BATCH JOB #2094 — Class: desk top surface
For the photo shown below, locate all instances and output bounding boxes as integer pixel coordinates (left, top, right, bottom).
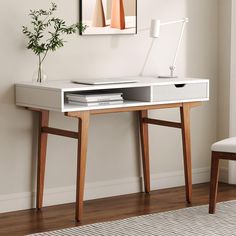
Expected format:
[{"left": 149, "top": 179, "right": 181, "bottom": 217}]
[
  {"left": 15, "top": 76, "right": 209, "bottom": 92},
  {"left": 15, "top": 76, "right": 209, "bottom": 112}
]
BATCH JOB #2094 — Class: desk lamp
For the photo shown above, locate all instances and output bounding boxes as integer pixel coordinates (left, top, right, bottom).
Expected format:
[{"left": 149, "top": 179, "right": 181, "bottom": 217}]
[{"left": 150, "top": 18, "right": 189, "bottom": 78}]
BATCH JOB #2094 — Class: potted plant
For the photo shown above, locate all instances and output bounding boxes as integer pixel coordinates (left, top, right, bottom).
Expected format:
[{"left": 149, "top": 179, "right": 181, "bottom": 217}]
[{"left": 22, "top": 2, "right": 87, "bottom": 83}]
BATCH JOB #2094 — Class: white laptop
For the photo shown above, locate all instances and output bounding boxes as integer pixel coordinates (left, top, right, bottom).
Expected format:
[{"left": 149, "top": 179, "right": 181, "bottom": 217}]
[{"left": 72, "top": 77, "right": 139, "bottom": 85}]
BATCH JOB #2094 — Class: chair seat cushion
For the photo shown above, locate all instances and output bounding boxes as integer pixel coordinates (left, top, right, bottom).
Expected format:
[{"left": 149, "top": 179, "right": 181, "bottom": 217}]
[{"left": 211, "top": 137, "right": 236, "bottom": 153}]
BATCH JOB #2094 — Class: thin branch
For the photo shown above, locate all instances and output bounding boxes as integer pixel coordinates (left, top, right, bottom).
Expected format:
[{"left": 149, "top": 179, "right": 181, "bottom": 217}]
[
  {"left": 23, "top": 2, "right": 86, "bottom": 66},
  {"left": 41, "top": 49, "right": 49, "bottom": 63}
]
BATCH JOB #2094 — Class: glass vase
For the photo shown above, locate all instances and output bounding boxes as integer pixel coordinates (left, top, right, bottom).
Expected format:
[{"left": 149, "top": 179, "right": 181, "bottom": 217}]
[{"left": 32, "top": 63, "right": 47, "bottom": 83}]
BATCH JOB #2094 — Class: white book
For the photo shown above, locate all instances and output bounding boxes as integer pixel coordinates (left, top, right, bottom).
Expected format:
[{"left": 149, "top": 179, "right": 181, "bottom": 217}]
[
  {"left": 68, "top": 100, "right": 124, "bottom": 107},
  {"left": 66, "top": 93, "right": 123, "bottom": 103}
]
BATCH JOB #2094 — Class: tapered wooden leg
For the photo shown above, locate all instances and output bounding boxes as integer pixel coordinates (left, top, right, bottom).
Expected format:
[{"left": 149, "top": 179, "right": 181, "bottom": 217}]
[
  {"left": 209, "top": 153, "right": 220, "bottom": 214},
  {"left": 76, "top": 112, "right": 90, "bottom": 222},
  {"left": 139, "top": 110, "right": 150, "bottom": 193},
  {"left": 180, "top": 104, "right": 192, "bottom": 203},
  {"left": 37, "top": 110, "right": 49, "bottom": 210}
]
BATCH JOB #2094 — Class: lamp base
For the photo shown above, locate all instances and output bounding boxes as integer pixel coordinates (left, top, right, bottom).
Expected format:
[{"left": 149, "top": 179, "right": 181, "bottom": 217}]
[{"left": 157, "top": 75, "right": 178, "bottom": 79}]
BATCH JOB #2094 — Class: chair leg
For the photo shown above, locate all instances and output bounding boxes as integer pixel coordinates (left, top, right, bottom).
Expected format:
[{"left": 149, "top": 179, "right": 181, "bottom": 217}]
[{"left": 209, "top": 152, "right": 220, "bottom": 214}]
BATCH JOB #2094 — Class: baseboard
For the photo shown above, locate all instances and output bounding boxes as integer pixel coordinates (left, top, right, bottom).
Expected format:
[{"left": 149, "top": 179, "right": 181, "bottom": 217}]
[{"left": 0, "top": 167, "right": 211, "bottom": 214}]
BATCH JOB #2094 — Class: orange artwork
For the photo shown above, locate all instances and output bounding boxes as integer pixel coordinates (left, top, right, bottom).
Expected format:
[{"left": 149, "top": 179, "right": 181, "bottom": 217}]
[
  {"left": 79, "top": 0, "right": 137, "bottom": 35},
  {"left": 92, "top": 0, "right": 106, "bottom": 27},
  {"left": 110, "top": 0, "right": 125, "bottom": 30}
]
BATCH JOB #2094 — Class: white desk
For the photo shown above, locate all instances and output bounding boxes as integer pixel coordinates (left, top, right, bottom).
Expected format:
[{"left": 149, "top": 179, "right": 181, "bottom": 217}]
[{"left": 15, "top": 76, "right": 209, "bottom": 221}]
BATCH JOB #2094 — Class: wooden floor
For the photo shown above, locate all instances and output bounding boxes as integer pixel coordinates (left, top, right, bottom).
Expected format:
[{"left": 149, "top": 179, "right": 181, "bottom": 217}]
[{"left": 0, "top": 183, "right": 236, "bottom": 236}]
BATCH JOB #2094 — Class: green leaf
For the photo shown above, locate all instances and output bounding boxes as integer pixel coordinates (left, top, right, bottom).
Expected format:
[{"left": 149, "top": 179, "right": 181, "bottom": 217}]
[{"left": 22, "top": 2, "right": 87, "bottom": 59}]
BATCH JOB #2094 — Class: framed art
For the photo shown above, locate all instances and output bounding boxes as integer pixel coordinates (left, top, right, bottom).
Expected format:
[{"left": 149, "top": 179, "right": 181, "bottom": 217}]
[{"left": 79, "top": 0, "right": 137, "bottom": 35}]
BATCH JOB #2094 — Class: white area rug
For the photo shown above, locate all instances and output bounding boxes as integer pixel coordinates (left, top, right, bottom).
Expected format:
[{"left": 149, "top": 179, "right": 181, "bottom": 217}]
[{"left": 28, "top": 200, "right": 236, "bottom": 236}]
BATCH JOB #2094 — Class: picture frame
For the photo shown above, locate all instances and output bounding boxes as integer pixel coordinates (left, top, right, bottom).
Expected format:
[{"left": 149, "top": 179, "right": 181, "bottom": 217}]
[{"left": 79, "top": 0, "right": 137, "bottom": 35}]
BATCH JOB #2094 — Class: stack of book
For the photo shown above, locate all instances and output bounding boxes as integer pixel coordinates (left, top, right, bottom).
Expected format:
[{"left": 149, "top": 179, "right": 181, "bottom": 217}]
[{"left": 66, "top": 92, "right": 124, "bottom": 106}]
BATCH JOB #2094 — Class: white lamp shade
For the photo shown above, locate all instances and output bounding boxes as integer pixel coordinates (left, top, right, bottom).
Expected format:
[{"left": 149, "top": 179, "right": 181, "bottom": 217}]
[{"left": 150, "top": 19, "right": 161, "bottom": 38}]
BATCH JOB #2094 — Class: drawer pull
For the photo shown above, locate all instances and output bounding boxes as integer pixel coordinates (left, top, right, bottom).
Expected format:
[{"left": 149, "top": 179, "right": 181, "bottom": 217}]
[{"left": 174, "top": 84, "right": 186, "bottom": 88}]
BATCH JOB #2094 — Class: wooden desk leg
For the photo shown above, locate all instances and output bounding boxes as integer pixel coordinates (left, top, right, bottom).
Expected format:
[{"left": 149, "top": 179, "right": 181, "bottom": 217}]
[
  {"left": 139, "top": 110, "right": 151, "bottom": 193},
  {"left": 37, "top": 110, "right": 49, "bottom": 210},
  {"left": 76, "top": 112, "right": 90, "bottom": 222},
  {"left": 180, "top": 103, "right": 192, "bottom": 203}
]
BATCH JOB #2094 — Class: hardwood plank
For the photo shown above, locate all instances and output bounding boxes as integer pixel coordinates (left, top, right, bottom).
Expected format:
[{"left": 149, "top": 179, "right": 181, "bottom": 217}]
[{"left": 0, "top": 183, "right": 236, "bottom": 236}]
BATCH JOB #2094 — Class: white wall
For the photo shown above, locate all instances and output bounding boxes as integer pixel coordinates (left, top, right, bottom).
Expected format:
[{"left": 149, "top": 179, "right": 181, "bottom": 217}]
[
  {"left": 218, "top": 0, "right": 231, "bottom": 140},
  {"left": 185, "top": 0, "right": 218, "bottom": 170},
  {"left": 229, "top": 1, "right": 236, "bottom": 137},
  {"left": 0, "top": 0, "right": 218, "bottom": 213},
  {"left": 216, "top": 0, "right": 232, "bottom": 179},
  {"left": 228, "top": 0, "right": 236, "bottom": 183},
  {"left": 216, "top": 0, "right": 236, "bottom": 183}
]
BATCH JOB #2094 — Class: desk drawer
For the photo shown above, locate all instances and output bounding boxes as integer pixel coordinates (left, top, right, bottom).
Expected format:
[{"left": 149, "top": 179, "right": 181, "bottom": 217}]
[{"left": 152, "top": 82, "right": 208, "bottom": 102}]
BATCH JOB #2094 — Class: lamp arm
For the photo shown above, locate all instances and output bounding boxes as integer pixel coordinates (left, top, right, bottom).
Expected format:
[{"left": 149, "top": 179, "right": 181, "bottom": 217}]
[
  {"left": 141, "top": 17, "right": 188, "bottom": 78},
  {"left": 159, "top": 18, "right": 188, "bottom": 77},
  {"left": 171, "top": 19, "right": 187, "bottom": 70},
  {"left": 160, "top": 18, "right": 187, "bottom": 26}
]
